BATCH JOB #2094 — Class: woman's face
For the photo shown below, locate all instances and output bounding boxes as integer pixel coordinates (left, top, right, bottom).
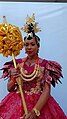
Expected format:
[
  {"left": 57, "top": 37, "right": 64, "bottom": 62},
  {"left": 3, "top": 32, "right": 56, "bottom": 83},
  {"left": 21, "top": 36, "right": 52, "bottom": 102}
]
[{"left": 24, "top": 37, "right": 39, "bottom": 57}]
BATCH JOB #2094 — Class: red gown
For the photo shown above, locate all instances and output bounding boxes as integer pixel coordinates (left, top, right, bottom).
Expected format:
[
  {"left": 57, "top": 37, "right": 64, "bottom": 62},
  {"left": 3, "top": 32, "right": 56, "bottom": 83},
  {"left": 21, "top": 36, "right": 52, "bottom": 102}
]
[{"left": 0, "top": 59, "right": 67, "bottom": 119}]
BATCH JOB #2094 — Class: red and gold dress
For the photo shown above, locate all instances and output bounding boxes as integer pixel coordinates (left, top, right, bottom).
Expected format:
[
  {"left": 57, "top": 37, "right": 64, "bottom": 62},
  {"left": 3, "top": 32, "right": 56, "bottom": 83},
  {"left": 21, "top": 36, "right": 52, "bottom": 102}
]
[{"left": 0, "top": 58, "right": 67, "bottom": 119}]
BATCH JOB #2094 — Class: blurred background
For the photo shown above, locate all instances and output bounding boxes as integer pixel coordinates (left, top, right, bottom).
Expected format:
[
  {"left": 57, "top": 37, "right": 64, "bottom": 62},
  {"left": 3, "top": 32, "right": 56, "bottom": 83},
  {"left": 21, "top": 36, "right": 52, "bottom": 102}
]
[{"left": 0, "top": 2, "right": 67, "bottom": 115}]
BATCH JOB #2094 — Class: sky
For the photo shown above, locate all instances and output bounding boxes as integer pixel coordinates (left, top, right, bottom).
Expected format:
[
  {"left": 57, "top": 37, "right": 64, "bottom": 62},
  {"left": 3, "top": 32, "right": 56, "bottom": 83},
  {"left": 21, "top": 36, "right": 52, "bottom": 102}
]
[{"left": 0, "top": 2, "right": 67, "bottom": 115}]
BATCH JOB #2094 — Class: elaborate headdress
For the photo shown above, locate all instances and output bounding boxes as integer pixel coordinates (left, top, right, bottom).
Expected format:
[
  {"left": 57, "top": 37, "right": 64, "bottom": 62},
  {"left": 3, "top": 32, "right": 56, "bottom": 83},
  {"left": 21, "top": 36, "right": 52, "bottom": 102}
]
[{"left": 21, "top": 13, "right": 41, "bottom": 41}]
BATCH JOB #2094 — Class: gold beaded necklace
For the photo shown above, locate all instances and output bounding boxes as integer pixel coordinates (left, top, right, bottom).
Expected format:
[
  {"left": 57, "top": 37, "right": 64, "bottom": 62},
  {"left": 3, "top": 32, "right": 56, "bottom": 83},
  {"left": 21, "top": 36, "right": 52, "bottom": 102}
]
[{"left": 20, "top": 56, "right": 40, "bottom": 81}]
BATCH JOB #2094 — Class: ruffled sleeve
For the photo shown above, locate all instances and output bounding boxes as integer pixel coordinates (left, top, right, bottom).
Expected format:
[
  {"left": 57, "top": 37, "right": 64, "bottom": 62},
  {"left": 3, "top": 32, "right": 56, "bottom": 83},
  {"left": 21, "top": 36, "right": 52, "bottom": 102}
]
[
  {"left": 0, "top": 58, "right": 22, "bottom": 80},
  {"left": 43, "top": 60, "right": 63, "bottom": 87}
]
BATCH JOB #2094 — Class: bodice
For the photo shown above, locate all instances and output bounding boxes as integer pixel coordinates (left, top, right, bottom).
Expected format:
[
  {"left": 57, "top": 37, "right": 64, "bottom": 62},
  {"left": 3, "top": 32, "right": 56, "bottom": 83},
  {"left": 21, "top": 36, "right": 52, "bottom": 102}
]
[
  {"left": 20, "top": 59, "right": 46, "bottom": 95},
  {"left": 1, "top": 57, "right": 63, "bottom": 94}
]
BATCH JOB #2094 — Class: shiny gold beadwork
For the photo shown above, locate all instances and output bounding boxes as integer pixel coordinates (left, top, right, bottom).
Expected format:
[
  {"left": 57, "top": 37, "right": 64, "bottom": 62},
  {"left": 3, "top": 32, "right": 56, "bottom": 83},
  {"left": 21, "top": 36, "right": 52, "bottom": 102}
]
[
  {"left": 20, "top": 63, "right": 39, "bottom": 81},
  {"left": 24, "top": 83, "right": 42, "bottom": 95}
]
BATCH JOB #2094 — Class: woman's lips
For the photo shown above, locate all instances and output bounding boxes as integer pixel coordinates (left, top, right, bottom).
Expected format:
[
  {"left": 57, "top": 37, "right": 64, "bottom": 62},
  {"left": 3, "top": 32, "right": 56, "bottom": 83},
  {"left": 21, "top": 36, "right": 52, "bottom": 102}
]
[{"left": 27, "top": 51, "right": 33, "bottom": 54}]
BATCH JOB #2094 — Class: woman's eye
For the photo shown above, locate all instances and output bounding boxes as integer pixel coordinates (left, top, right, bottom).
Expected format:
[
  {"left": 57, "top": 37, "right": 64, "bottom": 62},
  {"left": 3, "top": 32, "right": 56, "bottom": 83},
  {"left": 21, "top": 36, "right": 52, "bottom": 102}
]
[
  {"left": 24, "top": 43, "right": 35, "bottom": 47},
  {"left": 24, "top": 43, "right": 29, "bottom": 46},
  {"left": 31, "top": 43, "right": 35, "bottom": 46}
]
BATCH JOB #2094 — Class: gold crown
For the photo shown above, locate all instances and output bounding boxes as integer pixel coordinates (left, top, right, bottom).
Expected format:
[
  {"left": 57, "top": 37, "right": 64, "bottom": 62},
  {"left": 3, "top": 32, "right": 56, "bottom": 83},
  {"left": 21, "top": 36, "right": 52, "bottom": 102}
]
[{"left": 21, "top": 13, "right": 41, "bottom": 33}]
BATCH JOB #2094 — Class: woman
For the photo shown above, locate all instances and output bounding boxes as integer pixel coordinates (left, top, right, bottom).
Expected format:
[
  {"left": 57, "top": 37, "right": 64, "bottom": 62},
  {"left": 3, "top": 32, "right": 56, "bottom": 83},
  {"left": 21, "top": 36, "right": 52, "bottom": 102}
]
[{"left": 0, "top": 14, "right": 67, "bottom": 119}]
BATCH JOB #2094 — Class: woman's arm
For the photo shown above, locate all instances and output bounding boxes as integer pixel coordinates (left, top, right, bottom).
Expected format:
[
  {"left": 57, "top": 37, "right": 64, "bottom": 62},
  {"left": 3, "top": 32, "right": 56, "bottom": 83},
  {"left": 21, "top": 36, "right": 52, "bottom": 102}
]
[
  {"left": 7, "top": 67, "right": 20, "bottom": 92},
  {"left": 33, "top": 82, "right": 51, "bottom": 111},
  {"left": 25, "top": 82, "right": 51, "bottom": 119}
]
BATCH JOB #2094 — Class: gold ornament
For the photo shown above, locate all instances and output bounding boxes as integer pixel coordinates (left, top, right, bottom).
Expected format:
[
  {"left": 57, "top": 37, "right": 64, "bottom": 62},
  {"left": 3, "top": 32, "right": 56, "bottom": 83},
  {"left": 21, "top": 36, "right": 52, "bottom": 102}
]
[
  {"left": 0, "top": 16, "right": 28, "bottom": 115},
  {"left": 21, "top": 13, "right": 41, "bottom": 33},
  {"left": 19, "top": 56, "right": 44, "bottom": 82},
  {"left": 20, "top": 63, "right": 39, "bottom": 81},
  {"left": 33, "top": 108, "right": 40, "bottom": 116},
  {"left": 0, "top": 16, "right": 24, "bottom": 57}
]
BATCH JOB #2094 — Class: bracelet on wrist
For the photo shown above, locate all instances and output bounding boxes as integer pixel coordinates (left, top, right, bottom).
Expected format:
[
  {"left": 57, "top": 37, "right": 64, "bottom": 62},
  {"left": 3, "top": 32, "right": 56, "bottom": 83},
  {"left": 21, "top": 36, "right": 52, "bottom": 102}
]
[{"left": 33, "top": 108, "right": 40, "bottom": 117}]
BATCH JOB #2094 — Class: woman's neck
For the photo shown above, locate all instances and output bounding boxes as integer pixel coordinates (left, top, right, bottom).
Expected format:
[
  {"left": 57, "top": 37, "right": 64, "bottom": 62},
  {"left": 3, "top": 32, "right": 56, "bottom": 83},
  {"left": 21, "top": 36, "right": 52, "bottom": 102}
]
[{"left": 27, "top": 54, "right": 38, "bottom": 61}]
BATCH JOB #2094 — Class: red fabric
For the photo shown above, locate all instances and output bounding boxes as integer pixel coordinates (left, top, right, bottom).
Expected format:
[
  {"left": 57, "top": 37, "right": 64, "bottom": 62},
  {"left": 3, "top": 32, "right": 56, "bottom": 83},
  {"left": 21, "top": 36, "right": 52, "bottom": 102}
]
[
  {"left": 0, "top": 59, "right": 67, "bottom": 119},
  {"left": 11, "top": 78, "right": 17, "bottom": 84},
  {"left": 0, "top": 93, "right": 66, "bottom": 119}
]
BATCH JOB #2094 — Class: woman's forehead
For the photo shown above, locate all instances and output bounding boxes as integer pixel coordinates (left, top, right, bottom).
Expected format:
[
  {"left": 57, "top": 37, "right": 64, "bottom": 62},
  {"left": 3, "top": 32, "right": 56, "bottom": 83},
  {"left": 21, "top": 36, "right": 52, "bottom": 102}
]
[{"left": 24, "top": 38, "right": 36, "bottom": 43}]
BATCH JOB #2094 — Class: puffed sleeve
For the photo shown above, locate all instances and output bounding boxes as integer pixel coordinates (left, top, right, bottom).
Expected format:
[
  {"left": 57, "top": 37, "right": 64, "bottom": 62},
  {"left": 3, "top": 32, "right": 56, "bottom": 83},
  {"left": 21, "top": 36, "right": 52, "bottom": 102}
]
[
  {"left": 0, "top": 58, "right": 22, "bottom": 80},
  {"left": 43, "top": 60, "right": 63, "bottom": 87}
]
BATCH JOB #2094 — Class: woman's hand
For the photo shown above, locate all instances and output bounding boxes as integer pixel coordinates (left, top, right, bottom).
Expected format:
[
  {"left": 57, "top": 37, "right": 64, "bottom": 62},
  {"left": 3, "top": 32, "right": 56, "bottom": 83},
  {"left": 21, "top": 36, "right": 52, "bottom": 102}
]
[
  {"left": 7, "top": 65, "right": 21, "bottom": 92},
  {"left": 10, "top": 66, "right": 20, "bottom": 79},
  {"left": 24, "top": 110, "right": 37, "bottom": 119}
]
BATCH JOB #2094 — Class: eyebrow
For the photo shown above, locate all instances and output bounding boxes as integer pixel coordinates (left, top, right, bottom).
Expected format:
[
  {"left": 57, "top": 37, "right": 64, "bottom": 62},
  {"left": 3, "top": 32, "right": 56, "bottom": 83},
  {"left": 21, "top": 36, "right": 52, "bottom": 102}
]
[{"left": 25, "top": 41, "right": 36, "bottom": 44}]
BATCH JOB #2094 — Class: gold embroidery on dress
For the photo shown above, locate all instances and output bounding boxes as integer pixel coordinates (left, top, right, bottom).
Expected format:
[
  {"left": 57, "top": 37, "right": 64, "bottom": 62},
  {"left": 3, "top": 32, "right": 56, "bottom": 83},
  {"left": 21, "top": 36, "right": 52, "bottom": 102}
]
[{"left": 24, "top": 66, "right": 45, "bottom": 95}]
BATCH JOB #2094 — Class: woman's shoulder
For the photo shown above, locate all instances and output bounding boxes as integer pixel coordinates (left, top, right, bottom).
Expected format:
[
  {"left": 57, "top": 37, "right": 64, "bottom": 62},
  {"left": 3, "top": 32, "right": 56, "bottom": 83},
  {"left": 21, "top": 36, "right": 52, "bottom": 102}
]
[
  {"left": 39, "top": 58, "right": 63, "bottom": 87},
  {"left": 45, "top": 59, "right": 62, "bottom": 70},
  {"left": 45, "top": 59, "right": 63, "bottom": 87},
  {"left": 38, "top": 57, "right": 47, "bottom": 66},
  {"left": 0, "top": 58, "right": 22, "bottom": 80},
  {"left": 2, "top": 58, "right": 22, "bottom": 66},
  {"left": 39, "top": 57, "right": 62, "bottom": 69}
]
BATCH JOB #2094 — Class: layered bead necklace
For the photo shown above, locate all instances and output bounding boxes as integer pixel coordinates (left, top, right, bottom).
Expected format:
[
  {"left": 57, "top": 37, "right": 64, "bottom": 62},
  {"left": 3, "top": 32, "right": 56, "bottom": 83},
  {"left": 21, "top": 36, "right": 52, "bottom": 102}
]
[{"left": 20, "top": 56, "right": 40, "bottom": 82}]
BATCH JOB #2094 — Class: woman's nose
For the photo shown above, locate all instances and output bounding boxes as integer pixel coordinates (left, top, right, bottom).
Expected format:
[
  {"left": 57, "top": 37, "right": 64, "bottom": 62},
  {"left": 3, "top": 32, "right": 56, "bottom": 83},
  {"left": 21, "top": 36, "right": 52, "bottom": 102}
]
[{"left": 28, "top": 45, "right": 31, "bottom": 49}]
